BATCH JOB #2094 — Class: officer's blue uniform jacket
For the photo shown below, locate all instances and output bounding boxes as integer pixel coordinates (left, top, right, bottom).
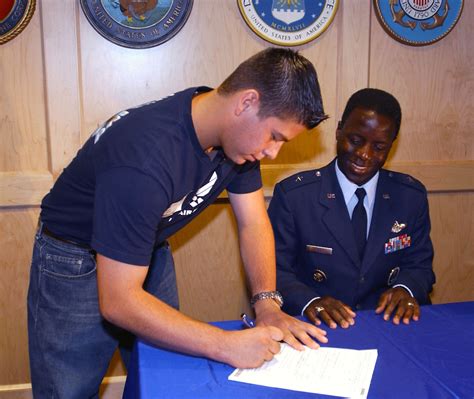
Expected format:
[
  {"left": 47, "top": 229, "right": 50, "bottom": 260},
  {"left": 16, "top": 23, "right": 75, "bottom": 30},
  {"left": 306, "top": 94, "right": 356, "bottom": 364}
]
[{"left": 268, "top": 159, "right": 435, "bottom": 315}]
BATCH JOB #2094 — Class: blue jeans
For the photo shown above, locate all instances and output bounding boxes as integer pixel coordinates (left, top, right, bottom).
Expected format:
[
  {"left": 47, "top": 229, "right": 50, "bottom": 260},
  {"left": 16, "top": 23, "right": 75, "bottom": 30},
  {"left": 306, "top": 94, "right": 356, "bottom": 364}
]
[{"left": 27, "top": 224, "right": 179, "bottom": 398}]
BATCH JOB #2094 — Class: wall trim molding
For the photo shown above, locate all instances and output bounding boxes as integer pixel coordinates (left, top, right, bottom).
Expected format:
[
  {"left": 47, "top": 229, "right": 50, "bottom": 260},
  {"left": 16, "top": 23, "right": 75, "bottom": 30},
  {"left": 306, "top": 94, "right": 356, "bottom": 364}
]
[
  {"left": 0, "top": 171, "right": 53, "bottom": 207},
  {"left": 1, "top": 161, "right": 472, "bottom": 207},
  {"left": 260, "top": 160, "right": 474, "bottom": 196}
]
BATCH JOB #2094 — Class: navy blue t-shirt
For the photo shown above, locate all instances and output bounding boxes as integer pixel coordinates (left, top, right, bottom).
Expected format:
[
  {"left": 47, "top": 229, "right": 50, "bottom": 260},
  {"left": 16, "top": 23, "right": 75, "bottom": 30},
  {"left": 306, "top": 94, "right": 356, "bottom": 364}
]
[{"left": 41, "top": 87, "right": 262, "bottom": 265}]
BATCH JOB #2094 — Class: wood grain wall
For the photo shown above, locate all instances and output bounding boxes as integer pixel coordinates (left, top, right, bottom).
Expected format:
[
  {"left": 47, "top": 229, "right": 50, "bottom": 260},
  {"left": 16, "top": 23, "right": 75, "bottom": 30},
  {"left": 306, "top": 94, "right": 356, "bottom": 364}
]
[{"left": 1, "top": 0, "right": 472, "bottom": 395}]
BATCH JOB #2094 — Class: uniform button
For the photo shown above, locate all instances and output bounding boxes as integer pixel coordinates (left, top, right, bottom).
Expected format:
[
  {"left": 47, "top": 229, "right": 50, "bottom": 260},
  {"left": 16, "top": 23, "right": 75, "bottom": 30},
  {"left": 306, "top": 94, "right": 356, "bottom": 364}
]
[
  {"left": 313, "top": 269, "right": 327, "bottom": 283},
  {"left": 359, "top": 276, "right": 365, "bottom": 283},
  {"left": 356, "top": 304, "right": 361, "bottom": 310}
]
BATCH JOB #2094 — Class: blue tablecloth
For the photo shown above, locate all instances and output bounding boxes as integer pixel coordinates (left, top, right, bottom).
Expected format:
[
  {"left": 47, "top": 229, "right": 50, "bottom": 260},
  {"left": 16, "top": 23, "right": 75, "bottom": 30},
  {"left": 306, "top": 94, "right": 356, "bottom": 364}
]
[{"left": 123, "top": 302, "right": 474, "bottom": 398}]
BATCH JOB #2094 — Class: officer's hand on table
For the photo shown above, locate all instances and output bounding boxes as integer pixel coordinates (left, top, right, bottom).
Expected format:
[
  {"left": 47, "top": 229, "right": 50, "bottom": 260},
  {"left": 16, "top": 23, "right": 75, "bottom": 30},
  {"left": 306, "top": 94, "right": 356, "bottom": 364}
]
[
  {"left": 375, "top": 287, "right": 419, "bottom": 325},
  {"left": 304, "top": 296, "right": 356, "bottom": 329},
  {"left": 254, "top": 300, "right": 328, "bottom": 351},
  {"left": 220, "top": 326, "right": 283, "bottom": 368}
]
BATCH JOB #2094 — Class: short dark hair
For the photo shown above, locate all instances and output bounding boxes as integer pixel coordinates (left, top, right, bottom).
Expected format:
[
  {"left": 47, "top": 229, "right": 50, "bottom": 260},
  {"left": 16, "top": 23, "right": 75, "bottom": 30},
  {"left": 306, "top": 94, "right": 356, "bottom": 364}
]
[
  {"left": 218, "top": 48, "right": 328, "bottom": 129},
  {"left": 340, "top": 88, "right": 402, "bottom": 139}
]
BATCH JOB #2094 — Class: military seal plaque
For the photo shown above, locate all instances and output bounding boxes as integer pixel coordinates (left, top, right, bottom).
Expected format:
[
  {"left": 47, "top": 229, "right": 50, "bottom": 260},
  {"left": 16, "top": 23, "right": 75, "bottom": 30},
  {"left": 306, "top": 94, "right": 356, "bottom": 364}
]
[
  {"left": 237, "top": 0, "right": 339, "bottom": 47},
  {"left": 80, "top": 0, "right": 193, "bottom": 49},
  {"left": 0, "top": 0, "right": 36, "bottom": 45},
  {"left": 373, "top": 0, "right": 464, "bottom": 46}
]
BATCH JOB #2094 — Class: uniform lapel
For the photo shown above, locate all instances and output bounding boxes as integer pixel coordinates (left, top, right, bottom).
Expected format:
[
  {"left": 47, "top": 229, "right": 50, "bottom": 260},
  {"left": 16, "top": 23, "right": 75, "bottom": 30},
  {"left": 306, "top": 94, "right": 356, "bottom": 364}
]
[
  {"left": 361, "top": 171, "right": 394, "bottom": 274},
  {"left": 319, "top": 161, "right": 361, "bottom": 266}
]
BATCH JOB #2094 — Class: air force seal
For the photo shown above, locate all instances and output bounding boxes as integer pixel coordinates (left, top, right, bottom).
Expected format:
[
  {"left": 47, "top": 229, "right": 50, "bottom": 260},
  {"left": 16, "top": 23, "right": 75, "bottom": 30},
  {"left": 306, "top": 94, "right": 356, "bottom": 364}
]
[
  {"left": 374, "top": 0, "right": 463, "bottom": 46},
  {"left": 238, "top": 0, "right": 339, "bottom": 47}
]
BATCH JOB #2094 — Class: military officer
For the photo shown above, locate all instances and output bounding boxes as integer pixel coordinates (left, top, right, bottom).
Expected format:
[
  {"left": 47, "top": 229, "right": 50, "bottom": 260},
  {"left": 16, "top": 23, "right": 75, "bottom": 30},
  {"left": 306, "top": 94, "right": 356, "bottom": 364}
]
[{"left": 268, "top": 88, "right": 435, "bottom": 329}]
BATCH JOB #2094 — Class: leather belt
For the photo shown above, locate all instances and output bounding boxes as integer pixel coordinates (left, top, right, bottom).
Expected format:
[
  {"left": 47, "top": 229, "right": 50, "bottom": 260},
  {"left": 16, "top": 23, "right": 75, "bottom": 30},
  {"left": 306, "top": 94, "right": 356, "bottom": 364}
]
[{"left": 40, "top": 223, "right": 93, "bottom": 251}]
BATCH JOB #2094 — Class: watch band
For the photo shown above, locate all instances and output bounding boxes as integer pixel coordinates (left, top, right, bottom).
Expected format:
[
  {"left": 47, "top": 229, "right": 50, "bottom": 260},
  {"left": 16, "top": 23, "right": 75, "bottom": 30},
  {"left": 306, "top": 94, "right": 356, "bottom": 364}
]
[{"left": 250, "top": 291, "right": 284, "bottom": 307}]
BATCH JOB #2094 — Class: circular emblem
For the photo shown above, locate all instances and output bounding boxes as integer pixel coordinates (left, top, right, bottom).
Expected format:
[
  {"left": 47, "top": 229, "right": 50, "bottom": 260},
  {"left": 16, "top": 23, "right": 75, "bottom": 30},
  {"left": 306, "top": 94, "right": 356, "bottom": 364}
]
[
  {"left": 79, "top": 0, "right": 193, "bottom": 49},
  {"left": 237, "top": 0, "right": 339, "bottom": 47},
  {"left": 0, "top": 0, "right": 36, "bottom": 45},
  {"left": 313, "top": 269, "right": 327, "bottom": 283},
  {"left": 373, "top": 0, "right": 463, "bottom": 46}
]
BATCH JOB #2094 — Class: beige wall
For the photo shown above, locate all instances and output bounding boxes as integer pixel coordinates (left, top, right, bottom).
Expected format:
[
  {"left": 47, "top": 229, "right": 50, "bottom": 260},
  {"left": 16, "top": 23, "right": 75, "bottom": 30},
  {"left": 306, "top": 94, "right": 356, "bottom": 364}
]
[{"left": 1, "top": 0, "right": 473, "bottom": 394}]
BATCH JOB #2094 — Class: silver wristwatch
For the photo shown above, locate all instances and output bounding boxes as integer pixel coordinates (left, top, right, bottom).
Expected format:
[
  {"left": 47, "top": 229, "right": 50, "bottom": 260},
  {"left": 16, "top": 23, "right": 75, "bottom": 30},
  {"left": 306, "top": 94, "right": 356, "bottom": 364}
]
[{"left": 250, "top": 291, "right": 284, "bottom": 307}]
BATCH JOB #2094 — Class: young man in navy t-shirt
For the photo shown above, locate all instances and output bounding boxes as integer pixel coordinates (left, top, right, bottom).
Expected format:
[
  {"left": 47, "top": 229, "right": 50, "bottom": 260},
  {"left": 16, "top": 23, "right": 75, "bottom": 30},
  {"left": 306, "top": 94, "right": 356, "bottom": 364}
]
[{"left": 28, "top": 48, "right": 328, "bottom": 397}]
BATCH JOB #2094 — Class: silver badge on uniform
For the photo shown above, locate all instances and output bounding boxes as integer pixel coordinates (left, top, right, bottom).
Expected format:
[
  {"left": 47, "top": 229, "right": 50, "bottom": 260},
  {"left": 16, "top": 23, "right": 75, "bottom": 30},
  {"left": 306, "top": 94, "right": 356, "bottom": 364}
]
[{"left": 391, "top": 221, "right": 406, "bottom": 233}]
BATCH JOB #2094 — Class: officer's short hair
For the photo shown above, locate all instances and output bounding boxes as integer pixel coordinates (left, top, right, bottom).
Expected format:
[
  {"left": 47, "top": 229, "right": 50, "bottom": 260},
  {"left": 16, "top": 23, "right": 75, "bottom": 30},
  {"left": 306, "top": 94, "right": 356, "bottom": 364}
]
[
  {"left": 218, "top": 48, "right": 328, "bottom": 129},
  {"left": 340, "top": 88, "right": 402, "bottom": 139}
]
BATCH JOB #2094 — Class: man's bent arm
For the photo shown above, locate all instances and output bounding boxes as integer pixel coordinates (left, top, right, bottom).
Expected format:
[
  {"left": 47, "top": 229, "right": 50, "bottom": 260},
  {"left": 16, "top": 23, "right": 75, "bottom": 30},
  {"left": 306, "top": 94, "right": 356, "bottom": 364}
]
[
  {"left": 228, "top": 189, "right": 328, "bottom": 349},
  {"left": 96, "top": 254, "right": 284, "bottom": 369}
]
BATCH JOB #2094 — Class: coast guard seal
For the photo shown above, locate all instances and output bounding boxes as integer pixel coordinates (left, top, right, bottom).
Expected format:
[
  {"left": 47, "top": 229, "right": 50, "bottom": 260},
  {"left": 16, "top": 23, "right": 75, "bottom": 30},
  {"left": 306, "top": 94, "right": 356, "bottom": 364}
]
[
  {"left": 80, "top": 0, "right": 193, "bottom": 49},
  {"left": 238, "top": 0, "right": 339, "bottom": 47},
  {"left": 373, "top": 0, "right": 463, "bottom": 46}
]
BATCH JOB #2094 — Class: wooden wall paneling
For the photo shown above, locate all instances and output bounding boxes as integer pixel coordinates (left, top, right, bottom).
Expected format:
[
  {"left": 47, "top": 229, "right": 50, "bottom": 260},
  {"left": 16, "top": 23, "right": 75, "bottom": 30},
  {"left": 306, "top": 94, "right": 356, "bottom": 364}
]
[
  {"left": 0, "top": 11, "right": 48, "bottom": 172},
  {"left": 40, "top": 1, "right": 82, "bottom": 176},
  {"left": 429, "top": 192, "right": 474, "bottom": 303},
  {"left": 0, "top": 7, "right": 51, "bottom": 207},
  {"left": 0, "top": 172, "right": 52, "bottom": 207},
  {"left": 335, "top": 0, "right": 371, "bottom": 118},
  {"left": 369, "top": 3, "right": 474, "bottom": 162},
  {"left": 170, "top": 203, "right": 252, "bottom": 321},
  {"left": 0, "top": 210, "right": 38, "bottom": 385}
]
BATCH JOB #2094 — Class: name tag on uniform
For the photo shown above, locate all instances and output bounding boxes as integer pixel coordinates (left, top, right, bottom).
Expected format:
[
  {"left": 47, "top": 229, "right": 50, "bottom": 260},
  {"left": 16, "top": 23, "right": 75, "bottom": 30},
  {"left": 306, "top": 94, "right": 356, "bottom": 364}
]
[{"left": 306, "top": 245, "right": 333, "bottom": 255}]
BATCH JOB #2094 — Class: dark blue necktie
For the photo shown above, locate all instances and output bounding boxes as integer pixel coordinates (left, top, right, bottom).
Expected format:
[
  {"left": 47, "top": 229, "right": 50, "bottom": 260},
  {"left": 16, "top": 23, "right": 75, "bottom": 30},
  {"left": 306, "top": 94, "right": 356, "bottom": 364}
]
[{"left": 352, "top": 188, "right": 367, "bottom": 259}]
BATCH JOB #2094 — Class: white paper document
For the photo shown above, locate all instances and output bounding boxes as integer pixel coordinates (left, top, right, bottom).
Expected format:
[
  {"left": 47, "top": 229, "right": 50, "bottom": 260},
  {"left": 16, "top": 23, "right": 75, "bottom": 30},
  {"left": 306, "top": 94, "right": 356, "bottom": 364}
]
[{"left": 228, "top": 344, "right": 378, "bottom": 398}]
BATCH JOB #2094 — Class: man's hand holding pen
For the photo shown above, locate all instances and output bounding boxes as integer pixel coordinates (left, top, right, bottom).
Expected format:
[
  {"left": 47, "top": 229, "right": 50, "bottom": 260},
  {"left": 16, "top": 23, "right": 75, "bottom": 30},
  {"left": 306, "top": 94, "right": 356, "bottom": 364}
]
[{"left": 217, "top": 324, "right": 283, "bottom": 368}]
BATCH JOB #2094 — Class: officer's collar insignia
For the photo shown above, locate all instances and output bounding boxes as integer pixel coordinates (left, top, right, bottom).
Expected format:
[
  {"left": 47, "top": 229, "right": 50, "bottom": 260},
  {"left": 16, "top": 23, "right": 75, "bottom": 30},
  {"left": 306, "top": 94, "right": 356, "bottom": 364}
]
[{"left": 391, "top": 221, "right": 406, "bottom": 233}]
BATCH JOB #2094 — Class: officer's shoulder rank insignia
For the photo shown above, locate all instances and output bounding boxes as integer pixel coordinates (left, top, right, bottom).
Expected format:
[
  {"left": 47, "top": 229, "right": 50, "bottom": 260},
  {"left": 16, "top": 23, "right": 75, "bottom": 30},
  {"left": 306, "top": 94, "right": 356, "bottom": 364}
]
[
  {"left": 280, "top": 169, "right": 322, "bottom": 193},
  {"left": 373, "top": 0, "right": 463, "bottom": 46},
  {"left": 237, "top": 0, "right": 339, "bottom": 47},
  {"left": 388, "top": 170, "right": 426, "bottom": 193}
]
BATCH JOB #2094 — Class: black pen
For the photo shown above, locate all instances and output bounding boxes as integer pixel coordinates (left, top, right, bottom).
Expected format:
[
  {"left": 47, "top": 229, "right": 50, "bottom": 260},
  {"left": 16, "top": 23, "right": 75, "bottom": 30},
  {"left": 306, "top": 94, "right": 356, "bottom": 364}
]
[{"left": 240, "top": 313, "right": 256, "bottom": 328}]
